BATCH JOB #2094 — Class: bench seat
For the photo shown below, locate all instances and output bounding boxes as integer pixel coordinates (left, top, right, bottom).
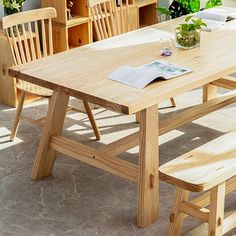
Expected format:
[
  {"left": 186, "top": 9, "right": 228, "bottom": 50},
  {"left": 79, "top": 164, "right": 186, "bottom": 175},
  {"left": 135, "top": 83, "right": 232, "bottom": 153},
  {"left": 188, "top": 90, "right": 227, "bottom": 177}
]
[
  {"left": 160, "top": 131, "right": 236, "bottom": 236},
  {"left": 160, "top": 131, "right": 236, "bottom": 192}
]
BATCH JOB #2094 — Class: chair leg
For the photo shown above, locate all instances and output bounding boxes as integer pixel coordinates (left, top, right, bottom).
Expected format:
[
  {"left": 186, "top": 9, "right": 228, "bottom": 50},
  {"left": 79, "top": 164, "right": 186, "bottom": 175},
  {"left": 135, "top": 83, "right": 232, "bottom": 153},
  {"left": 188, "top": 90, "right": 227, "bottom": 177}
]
[
  {"left": 135, "top": 112, "right": 140, "bottom": 123},
  {"left": 170, "top": 98, "right": 176, "bottom": 107},
  {"left": 82, "top": 100, "right": 101, "bottom": 140},
  {"left": 208, "top": 182, "right": 225, "bottom": 236},
  {"left": 10, "top": 91, "right": 25, "bottom": 141},
  {"left": 168, "top": 188, "right": 189, "bottom": 236}
]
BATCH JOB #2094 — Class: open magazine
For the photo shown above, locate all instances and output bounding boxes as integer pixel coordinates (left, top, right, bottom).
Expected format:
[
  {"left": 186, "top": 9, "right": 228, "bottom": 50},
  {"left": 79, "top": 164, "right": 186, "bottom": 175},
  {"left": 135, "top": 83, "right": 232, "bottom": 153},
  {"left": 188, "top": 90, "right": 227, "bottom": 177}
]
[
  {"left": 195, "top": 7, "right": 236, "bottom": 32},
  {"left": 108, "top": 61, "right": 192, "bottom": 89}
]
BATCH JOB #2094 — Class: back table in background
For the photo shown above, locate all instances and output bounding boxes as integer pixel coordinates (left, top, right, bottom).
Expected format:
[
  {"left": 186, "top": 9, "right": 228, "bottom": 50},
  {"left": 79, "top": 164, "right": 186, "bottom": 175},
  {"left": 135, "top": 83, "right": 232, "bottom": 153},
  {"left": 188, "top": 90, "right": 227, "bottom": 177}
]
[{"left": 9, "top": 14, "right": 236, "bottom": 227}]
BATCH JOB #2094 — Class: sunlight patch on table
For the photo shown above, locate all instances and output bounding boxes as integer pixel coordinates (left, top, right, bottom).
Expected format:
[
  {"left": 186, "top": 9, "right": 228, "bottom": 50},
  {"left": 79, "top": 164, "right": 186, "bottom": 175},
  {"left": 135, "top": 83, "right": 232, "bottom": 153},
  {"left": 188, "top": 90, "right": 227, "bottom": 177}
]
[{"left": 88, "top": 28, "right": 174, "bottom": 50}]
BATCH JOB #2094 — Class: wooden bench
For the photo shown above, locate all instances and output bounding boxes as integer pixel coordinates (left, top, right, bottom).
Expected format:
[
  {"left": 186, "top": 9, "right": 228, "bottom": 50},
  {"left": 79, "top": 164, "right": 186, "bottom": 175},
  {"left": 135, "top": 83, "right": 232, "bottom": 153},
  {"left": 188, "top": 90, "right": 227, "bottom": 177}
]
[{"left": 159, "top": 131, "right": 236, "bottom": 236}]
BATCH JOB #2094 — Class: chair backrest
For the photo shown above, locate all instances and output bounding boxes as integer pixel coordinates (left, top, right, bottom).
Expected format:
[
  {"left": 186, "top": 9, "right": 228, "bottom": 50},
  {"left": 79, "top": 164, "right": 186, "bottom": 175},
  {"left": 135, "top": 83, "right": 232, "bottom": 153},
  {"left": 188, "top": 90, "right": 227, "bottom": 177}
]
[
  {"left": 88, "top": 0, "right": 132, "bottom": 41},
  {"left": 2, "top": 7, "right": 57, "bottom": 66}
]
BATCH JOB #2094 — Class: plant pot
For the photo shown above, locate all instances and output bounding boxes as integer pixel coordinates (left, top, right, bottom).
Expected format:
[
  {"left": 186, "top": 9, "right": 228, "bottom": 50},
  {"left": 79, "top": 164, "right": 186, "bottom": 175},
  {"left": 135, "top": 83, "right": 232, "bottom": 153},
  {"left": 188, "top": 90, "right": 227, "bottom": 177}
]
[{"left": 175, "top": 28, "right": 201, "bottom": 49}]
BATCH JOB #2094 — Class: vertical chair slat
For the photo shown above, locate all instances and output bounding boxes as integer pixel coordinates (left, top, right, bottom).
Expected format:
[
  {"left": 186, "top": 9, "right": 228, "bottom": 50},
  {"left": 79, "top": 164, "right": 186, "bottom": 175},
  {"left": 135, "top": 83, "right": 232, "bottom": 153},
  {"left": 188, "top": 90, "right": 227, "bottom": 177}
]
[
  {"left": 103, "top": 2, "right": 112, "bottom": 38},
  {"left": 108, "top": 0, "right": 117, "bottom": 36},
  {"left": 28, "top": 22, "right": 36, "bottom": 60},
  {"left": 120, "top": 1, "right": 125, "bottom": 34},
  {"left": 5, "top": 29, "right": 17, "bottom": 65},
  {"left": 41, "top": 20, "right": 48, "bottom": 57},
  {"left": 94, "top": 5, "right": 105, "bottom": 40},
  {"left": 34, "top": 21, "right": 41, "bottom": 59},
  {"left": 16, "top": 25, "right": 26, "bottom": 64},
  {"left": 98, "top": 3, "right": 108, "bottom": 39},
  {"left": 126, "top": 0, "right": 130, "bottom": 32},
  {"left": 113, "top": 0, "right": 121, "bottom": 35},
  {"left": 48, "top": 19, "right": 53, "bottom": 55},
  {"left": 91, "top": 6, "right": 102, "bottom": 41},
  {"left": 22, "top": 23, "right": 31, "bottom": 62},
  {"left": 10, "top": 27, "right": 22, "bottom": 65}
]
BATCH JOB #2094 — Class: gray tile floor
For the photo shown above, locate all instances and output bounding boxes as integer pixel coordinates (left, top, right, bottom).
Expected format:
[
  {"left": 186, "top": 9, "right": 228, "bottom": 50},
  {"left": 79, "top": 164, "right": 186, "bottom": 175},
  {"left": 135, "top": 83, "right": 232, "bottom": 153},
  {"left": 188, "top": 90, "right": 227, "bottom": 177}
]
[{"left": 0, "top": 88, "right": 236, "bottom": 236}]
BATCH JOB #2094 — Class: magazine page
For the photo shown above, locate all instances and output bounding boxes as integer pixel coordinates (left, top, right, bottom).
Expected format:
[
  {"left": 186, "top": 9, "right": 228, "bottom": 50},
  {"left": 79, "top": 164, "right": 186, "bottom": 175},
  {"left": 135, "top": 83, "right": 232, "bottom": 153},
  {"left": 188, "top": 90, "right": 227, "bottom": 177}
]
[
  {"left": 143, "top": 61, "right": 192, "bottom": 80},
  {"left": 199, "top": 6, "right": 236, "bottom": 20},
  {"left": 195, "top": 11, "right": 228, "bottom": 22},
  {"left": 108, "top": 65, "right": 162, "bottom": 89},
  {"left": 108, "top": 61, "right": 192, "bottom": 89},
  {"left": 195, "top": 10, "right": 228, "bottom": 31}
]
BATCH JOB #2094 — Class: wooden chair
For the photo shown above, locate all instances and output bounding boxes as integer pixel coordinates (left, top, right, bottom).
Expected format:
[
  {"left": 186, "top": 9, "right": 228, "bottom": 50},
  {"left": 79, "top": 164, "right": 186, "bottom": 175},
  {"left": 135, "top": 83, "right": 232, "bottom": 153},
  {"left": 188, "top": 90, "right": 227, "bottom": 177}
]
[
  {"left": 159, "top": 131, "right": 236, "bottom": 236},
  {"left": 88, "top": 0, "right": 134, "bottom": 39},
  {"left": 2, "top": 8, "right": 100, "bottom": 141}
]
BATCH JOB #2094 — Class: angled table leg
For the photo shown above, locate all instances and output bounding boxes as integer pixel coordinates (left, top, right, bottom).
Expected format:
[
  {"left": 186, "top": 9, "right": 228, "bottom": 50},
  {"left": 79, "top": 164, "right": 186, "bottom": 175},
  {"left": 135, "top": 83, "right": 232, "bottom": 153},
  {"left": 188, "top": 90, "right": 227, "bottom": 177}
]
[
  {"left": 137, "top": 105, "right": 159, "bottom": 227},
  {"left": 31, "top": 91, "right": 69, "bottom": 180}
]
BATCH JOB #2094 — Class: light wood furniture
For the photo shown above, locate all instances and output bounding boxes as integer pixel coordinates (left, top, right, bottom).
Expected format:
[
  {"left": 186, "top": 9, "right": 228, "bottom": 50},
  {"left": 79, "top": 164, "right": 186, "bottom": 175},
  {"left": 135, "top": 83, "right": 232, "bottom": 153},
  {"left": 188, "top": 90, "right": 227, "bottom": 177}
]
[
  {"left": 88, "top": 0, "right": 176, "bottom": 122},
  {"left": 40, "top": 0, "right": 157, "bottom": 53},
  {"left": 89, "top": 0, "right": 132, "bottom": 40},
  {"left": 160, "top": 131, "right": 236, "bottom": 236},
  {"left": 2, "top": 8, "right": 100, "bottom": 140},
  {"left": 9, "top": 16, "right": 236, "bottom": 227},
  {"left": 0, "top": 30, "right": 42, "bottom": 107}
]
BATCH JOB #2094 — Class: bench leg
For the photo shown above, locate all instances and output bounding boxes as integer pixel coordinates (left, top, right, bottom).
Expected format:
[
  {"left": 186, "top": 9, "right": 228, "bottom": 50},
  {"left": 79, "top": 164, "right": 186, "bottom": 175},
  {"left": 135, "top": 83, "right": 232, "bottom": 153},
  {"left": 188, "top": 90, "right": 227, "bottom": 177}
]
[
  {"left": 208, "top": 182, "right": 225, "bottom": 236},
  {"left": 168, "top": 188, "right": 189, "bottom": 236}
]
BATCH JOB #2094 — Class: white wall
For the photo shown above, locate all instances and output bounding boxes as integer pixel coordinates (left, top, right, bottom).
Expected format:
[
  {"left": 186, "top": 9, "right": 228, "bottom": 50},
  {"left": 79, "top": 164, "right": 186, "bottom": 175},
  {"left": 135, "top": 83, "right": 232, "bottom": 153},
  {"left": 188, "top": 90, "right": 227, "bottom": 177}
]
[
  {"left": 159, "top": 0, "right": 171, "bottom": 8},
  {"left": 0, "top": 0, "right": 40, "bottom": 18}
]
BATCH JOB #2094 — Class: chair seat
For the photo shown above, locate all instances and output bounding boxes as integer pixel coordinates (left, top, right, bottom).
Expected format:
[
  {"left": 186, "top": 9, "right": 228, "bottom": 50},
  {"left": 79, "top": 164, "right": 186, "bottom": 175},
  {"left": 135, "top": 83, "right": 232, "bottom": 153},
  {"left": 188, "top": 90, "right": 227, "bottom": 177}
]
[
  {"left": 16, "top": 81, "right": 52, "bottom": 97},
  {"left": 159, "top": 131, "right": 236, "bottom": 192}
]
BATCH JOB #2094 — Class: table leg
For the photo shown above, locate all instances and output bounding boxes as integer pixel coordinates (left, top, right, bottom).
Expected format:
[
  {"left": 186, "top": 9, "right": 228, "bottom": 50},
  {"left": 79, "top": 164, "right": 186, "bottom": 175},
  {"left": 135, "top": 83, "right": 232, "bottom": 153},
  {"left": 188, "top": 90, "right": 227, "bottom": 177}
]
[
  {"left": 31, "top": 91, "right": 69, "bottom": 180},
  {"left": 203, "top": 84, "right": 217, "bottom": 103},
  {"left": 137, "top": 105, "right": 159, "bottom": 227}
]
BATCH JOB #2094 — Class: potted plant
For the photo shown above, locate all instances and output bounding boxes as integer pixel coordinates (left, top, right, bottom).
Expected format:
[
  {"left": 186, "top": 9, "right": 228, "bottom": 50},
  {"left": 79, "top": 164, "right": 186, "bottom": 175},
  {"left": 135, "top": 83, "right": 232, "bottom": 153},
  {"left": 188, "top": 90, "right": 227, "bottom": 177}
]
[
  {"left": 175, "top": 15, "right": 206, "bottom": 49},
  {"left": 0, "top": 0, "right": 26, "bottom": 16},
  {"left": 157, "top": 0, "right": 222, "bottom": 20}
]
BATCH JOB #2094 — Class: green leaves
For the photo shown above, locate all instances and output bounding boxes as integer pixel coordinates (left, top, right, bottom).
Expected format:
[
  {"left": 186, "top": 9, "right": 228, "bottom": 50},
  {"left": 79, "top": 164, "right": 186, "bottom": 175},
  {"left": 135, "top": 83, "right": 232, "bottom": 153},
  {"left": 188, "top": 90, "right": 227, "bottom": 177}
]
[
  {"left": 205, "top": 0, "right": 222, "bottom": 9},
  {"left": 157, "top": 0, "right": 223, "bottom": 20},
  {"left": 192, "top": 18, "right": 207, "bottom": 29},
  {"left": 0, "top": 0, "right": 26, "bottom": 10},
  {"left": 156, "top": 7, "right": 171, "bottom": 16},
  {"left": 185, "top": 15, "right": 193, "bottom": 22},
  {"left": 177, "top": 15, "right": 207, "bottom": 31}
]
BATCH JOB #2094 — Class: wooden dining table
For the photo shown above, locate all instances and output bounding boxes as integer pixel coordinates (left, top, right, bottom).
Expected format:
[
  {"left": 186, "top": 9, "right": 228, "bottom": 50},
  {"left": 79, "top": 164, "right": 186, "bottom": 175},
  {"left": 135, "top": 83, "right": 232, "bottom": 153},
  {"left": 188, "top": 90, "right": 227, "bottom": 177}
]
[{"left": 9, "top": 15, "right": 236, "bottom": 227}]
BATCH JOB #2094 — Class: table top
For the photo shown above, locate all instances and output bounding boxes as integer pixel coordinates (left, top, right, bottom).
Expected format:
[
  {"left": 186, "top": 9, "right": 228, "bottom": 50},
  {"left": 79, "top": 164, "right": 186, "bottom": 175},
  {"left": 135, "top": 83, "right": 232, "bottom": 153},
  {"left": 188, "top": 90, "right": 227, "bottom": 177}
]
[{"left": 9, "top": 15, "right": 236, "bottom": 115}]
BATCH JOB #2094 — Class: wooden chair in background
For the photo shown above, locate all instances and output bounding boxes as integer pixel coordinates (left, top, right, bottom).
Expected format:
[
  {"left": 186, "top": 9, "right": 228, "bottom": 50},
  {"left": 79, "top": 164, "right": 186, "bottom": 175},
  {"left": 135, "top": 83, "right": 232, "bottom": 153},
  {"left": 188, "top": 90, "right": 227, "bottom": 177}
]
[
  {"left": 89, "top": 0, "right": 133, "bottom": 39},
  {"left": 2, "top": 8, "right": 100, "bottom": 141},
  {"left": 88, "top": 0, "right": 176, "bottom": 123}
]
